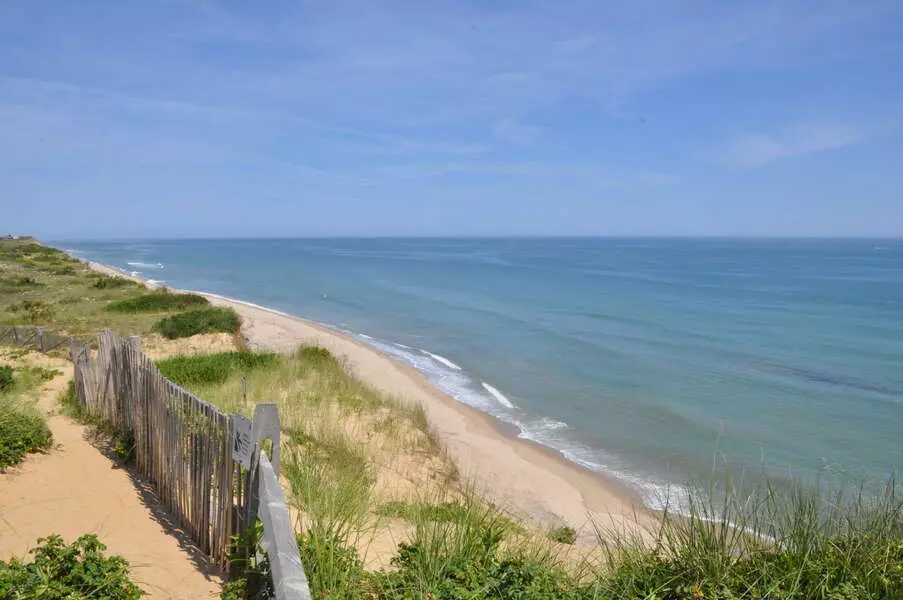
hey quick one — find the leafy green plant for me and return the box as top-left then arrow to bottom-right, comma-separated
222,521 -> 274,600
106,291 -> 209,313
0,364 -> 12,392
0,373 -> 53,469
0,534 -> 144,599
153,307 -> 240,339
157,351 -> 278,386
547,525 -> 577,545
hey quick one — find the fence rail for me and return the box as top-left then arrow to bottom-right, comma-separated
0,325 -> 71,353
1,326 -> 308,599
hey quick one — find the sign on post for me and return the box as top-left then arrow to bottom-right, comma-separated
232,413 -> 253,469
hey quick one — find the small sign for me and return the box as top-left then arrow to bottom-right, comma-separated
232,414 -> 253,469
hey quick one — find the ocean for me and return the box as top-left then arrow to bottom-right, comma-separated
59,238 -> 903,508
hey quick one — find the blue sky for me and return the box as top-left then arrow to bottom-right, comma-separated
2,1 -> 902,238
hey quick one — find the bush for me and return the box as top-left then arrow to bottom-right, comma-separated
0,403 -> 53,469
153,307 -> 240,339
297,345 -> 340,369
0,365 -> 12,392
106,291 -> 209,313
157,351 -> 278,386
7,299 -> 54,323
0,534 -> 144,599
547,525 -> 577,545
91,275 -> 136,289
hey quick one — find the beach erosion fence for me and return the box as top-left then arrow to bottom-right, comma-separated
19,327 -> 312,600
0,325 -> 70,353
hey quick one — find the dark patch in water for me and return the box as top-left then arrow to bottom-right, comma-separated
777,364 -> 902,399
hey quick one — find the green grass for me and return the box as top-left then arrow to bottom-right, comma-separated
157,351 -> 278,386
153,306 -> 240,339
0,239 -> 174,339
143,339 -> 903,600
105,291 -> 209,313
0,362 -> 57,469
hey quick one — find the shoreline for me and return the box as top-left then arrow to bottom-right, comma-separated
84,258 -> 654,535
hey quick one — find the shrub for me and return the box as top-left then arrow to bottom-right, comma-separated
91,275 -> 135,289
547,525 -> 577,545
7,299 -> 54,323
0,365 -> 12,392
106,291 -> 209,313
0,534 -> 144,599
153,307 -> 240,339
0,401 -> 53,469
297,345 -> 340,369
157,351 -> 278,387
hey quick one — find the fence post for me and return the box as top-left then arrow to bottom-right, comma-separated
36,328 -> 45,352
13,327 -> 19,344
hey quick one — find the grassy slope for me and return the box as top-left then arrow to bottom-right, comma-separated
160,349 -> 903,600
0,239 -> 160,339
0,239 -> 236,342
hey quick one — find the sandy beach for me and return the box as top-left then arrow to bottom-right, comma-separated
87,260 -> 653,536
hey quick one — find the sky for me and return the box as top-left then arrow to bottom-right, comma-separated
2,0 -> 902,238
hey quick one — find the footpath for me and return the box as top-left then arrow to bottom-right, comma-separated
0,353 -> 223,599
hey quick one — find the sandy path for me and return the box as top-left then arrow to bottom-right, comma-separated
0,357 -> 223,599
204,294 -> 654,538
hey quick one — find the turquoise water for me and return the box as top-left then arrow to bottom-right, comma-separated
60,238 -> 903,506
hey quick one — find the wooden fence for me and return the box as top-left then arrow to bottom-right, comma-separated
0,325 -> 70,353
67,330 -> 311,599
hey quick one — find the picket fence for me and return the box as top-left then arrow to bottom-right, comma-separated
62,329 -> 311,600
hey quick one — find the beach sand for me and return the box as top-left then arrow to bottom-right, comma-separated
202,294 -> 653,536
87,260 -> 653,537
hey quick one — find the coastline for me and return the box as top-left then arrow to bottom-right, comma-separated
84,258 -> 654,535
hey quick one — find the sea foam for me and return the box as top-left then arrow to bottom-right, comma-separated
481,382 -> 516,408
127,261 -> 164,269
421,350 -> 462,371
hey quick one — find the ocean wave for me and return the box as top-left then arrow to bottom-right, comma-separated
146,279 -> 165,286
421,350 -> 462,371
127,261 -> 164,269
481,382 -> 516,408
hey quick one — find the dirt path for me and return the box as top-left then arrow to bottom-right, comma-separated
0,354 -> 223,599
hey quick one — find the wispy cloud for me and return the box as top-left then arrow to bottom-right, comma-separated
723,123 -> 866,168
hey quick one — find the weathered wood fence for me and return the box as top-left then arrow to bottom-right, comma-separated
65,329 -> 311,600
0,325 -> 70,353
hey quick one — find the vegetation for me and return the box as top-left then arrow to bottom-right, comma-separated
0,534 -> 145,599
190,344 -> 903,599
157,351 -> 279,386
153,306 -> 241,339
0,361 -> 57,469
7,299 -> 54,323
547,525 -> 577,545
106,290 -> 209,313
0,364 -> 12,392
0,239 -> 170,338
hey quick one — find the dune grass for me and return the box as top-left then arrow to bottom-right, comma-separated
162,344 -> 903,599
105,290 -> 209,313
0,239 -> 165,339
